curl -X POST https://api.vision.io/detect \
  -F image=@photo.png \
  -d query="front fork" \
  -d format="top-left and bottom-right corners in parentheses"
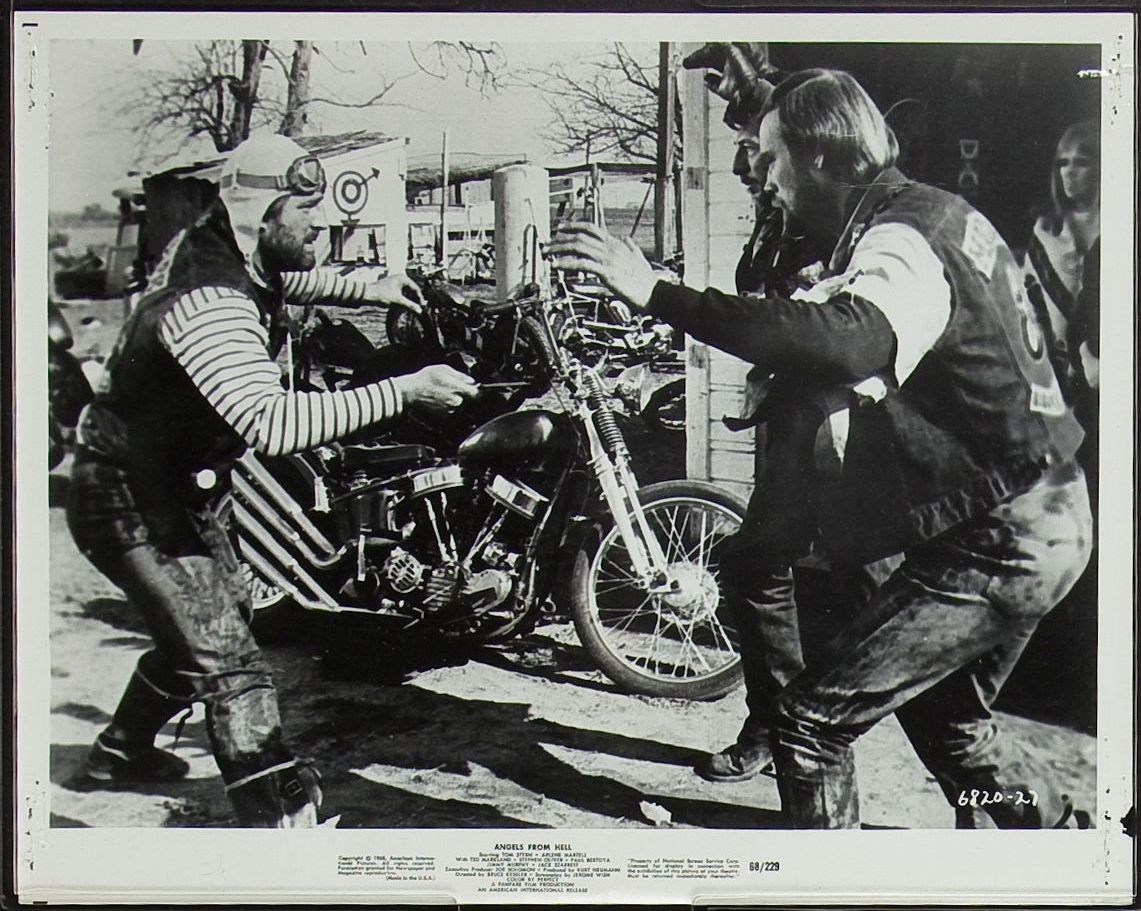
top-left (579, 402), bottom-right (673, 592)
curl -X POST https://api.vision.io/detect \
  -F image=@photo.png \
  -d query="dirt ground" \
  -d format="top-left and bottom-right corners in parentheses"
top-left (43, 297), bottom-right (1097, 831)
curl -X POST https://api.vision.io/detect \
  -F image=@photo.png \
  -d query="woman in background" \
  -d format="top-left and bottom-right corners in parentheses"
top-left (1022, 120), bottom-right (1100, 406)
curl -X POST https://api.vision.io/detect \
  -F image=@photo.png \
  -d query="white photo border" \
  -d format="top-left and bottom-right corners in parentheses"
top-left (12, 9), bottom-right (1136, 905)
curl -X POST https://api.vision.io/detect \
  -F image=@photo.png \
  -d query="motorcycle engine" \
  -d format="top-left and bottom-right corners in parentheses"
top-left (348, 467), bottom-right (544, 624)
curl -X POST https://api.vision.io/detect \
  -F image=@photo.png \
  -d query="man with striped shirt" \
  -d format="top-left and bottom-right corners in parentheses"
top-left (67, 133), bottom-right (476, 827)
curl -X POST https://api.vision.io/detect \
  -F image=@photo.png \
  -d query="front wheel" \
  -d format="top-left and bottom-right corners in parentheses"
top-left (569, 480), bottom-right (747, 700)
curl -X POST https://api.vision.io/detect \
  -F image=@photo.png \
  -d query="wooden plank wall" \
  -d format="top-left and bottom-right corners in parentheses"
top-left (680, 49), bottom-right (759, 501)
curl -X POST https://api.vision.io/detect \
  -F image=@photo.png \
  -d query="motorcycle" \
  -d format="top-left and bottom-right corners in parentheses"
top-left (555, 278), bottom-right (686, 433)
top-left (211, 284), bottom-right (747, 699)
top-left (48, 300), bottom-right (94, 469)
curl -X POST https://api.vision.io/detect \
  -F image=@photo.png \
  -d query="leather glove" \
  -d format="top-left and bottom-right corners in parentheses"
top-left (682, 42), bottom-right (783, 128)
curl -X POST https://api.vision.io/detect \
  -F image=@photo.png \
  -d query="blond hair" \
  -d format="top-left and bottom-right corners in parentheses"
top-left (1046, 120), bottom-right (1100, 235)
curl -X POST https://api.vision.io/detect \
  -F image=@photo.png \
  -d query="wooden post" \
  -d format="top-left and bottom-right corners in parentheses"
top-left (654, 41), bottom-right (676, 262)
top-left (680, 46), bottom-right (710, 482)
top-left (590, 164), bottom-right (602, 228)
top-left (439, 129), bottom-right (449, 269)
top-left (493, 165), bottom-right (550, 302)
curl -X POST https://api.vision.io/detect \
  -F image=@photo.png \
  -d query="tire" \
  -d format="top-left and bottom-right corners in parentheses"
top-left (642, 377), bottom-right (686, 432)
top-left (385, 306), bottom-right (433, 348)
top-left (570, 480), bottom-right (747, 700)
top-left (493, 314), bottom-right (555, 394)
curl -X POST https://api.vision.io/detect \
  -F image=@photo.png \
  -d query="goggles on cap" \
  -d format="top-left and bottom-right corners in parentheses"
top-left (221, 154), bottom-right (327, 196)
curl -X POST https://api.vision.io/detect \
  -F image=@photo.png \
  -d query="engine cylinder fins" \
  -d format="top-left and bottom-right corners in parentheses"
top-left (408, 464), bottom-right (465, 498)
top-left (487, 474), bottom-right (548, 519)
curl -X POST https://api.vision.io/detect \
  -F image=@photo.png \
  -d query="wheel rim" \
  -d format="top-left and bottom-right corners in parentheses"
top-left (241, 563), bottom-right (289, 612)
top-left (586, 496), bottom-right (742, 686)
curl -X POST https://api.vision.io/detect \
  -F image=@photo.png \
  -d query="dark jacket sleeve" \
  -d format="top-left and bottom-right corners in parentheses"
top-left (1070, 237), bottom-right (1099, 358)
top-left (648, 280), bottom-right (896, 383)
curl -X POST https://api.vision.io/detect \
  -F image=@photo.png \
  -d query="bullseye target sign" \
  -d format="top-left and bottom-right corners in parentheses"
top-left (332, 169), bottom-right (372, 217)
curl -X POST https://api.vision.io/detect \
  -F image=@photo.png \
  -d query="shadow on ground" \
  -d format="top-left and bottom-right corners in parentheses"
top-left (289, 681), bottom-right (784, 830)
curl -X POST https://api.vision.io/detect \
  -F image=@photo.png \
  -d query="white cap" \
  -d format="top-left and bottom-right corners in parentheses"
top-left (219, 132), bottom-right (314, 267)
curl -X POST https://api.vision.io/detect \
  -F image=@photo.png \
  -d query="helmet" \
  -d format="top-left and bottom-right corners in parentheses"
top-left (219, 132), bottom-right (326, 265)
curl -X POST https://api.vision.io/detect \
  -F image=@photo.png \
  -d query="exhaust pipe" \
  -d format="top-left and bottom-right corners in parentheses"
top-left (236, 452), bottom-right (339, 557)
top-left (233, 501), bottom-right (342, 610)
top-left (232, 473), bottom-right (343, 569)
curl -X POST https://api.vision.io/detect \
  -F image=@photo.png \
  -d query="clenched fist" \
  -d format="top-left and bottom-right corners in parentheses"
top-left (394, 364), bottom-right (479, 412)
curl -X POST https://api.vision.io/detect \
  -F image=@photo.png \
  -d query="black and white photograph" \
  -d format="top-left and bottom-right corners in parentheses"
top-left (10, 9), bottom-right (1136, 905)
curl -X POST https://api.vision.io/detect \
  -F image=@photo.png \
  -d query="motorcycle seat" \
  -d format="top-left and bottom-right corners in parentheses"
top-left (340, 443), bottom-right (435, 472)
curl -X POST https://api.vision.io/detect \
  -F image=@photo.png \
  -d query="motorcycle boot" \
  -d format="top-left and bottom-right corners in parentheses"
top-left (226, 759), bottom-right (324, 828)
top-left (697, 737), bottom-right (773, 782)
top-left (771, 716), bottom-right (861, 828)
top-left (697, 572), bottom-right (801, 783)
top-left (86, 654), bottom-right (195, 783)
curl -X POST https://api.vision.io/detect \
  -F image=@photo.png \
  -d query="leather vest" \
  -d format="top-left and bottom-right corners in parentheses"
top-left (817, 170), bottom-right (1084, 563)
top-left (78, 202), bottom-right (281, 508)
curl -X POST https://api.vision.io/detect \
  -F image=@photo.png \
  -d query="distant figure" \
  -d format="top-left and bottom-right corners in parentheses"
top-left (1021, 120), bottom-right (1100, 406)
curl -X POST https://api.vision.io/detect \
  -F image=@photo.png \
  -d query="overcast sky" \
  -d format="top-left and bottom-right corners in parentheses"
top-left (48, 39), bottom-right (634, 213)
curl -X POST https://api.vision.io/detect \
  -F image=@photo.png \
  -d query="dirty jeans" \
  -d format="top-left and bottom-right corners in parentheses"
top-left (727, 569), bottom-right (804, 744)
top-left (722, 393), bottom-right (885, 746)
top-left (67, 452), bottom-right (294, 785)
top-left (728, 564), bottom-right (887, 746)
top-left (719, 398), bottom-right (822, 746)
top-left (770, 464), bottom-right (1093, 828)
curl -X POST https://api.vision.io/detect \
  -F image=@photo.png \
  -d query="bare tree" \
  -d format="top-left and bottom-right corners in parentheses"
top-left (409, 41), bottom-right (508, 94)
top-left (279, 41), bottom-right (313, 138)
top-left (523, 43), bottom-right (680, 164)
top-left (130, 40), bottom-right (275, 153)
top-left (128, 39), bottom-right (506, 156)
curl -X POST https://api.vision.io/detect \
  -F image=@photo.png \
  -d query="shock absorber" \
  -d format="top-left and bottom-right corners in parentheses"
top-left (581, 369), bottom-right (628, 460)
top-left (578, 366), bottom-right (670, 588)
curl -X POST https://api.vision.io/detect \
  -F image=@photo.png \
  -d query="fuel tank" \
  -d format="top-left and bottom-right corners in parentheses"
top-left (458, 409), bottom-right (577, 470)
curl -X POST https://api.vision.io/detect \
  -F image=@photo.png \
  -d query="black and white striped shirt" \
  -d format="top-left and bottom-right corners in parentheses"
top-left (158, 277), bottom-right (401, 457)
top-left (280, 269), bottom-right (370, 306)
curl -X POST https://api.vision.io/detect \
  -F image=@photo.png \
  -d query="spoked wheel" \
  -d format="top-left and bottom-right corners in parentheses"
top-left (570, 480), bottom-right (747, 700)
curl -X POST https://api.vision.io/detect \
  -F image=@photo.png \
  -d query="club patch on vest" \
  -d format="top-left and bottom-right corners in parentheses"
top-left (960, 211), bottom-right (999, 278)
top-left (1030, 381), bottom-right (1067, 416)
